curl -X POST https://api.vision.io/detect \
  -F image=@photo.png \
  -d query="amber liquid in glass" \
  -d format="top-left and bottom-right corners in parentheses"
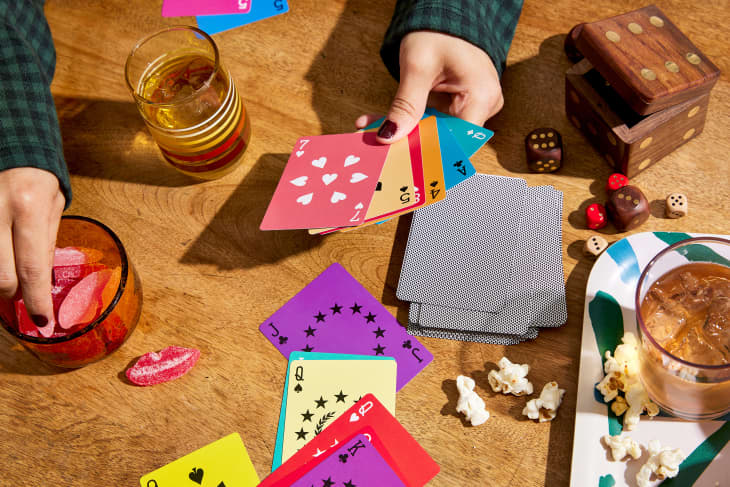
top-left (137, 54), bottom-right (250, 177)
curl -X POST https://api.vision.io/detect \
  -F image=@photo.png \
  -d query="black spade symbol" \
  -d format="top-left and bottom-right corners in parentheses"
top-left (189, 468), bottom-right (204, 484)
top-left (429, 180), bottom-right (438, 187)
top-left (399, 186), bottom-right (408, 192)
top-left (294, 383), bottom-right (303, 393)
top-left (375, 182), bottom-right (383, 191)
top-left (454, 161), bottom-right (463, 167)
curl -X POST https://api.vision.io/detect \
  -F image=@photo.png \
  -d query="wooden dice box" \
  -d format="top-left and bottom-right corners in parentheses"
top-left (565, 5), bottom-right (720, 177)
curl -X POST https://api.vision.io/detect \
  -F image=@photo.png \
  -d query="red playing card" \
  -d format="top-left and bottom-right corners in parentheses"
top-left (260, 132), bottom-right (390, 230)
top-left (259, 394), bottom-right (439, 487)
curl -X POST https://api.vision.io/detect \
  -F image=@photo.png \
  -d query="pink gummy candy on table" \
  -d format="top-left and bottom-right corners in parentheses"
top-left (57, 269), bottom-right (114, 330)
top-left (125, 346), bottom-right (201, 386)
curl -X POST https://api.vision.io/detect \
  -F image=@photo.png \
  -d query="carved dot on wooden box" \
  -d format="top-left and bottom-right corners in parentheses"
top-left (564, 5), bottom-right (720, 177)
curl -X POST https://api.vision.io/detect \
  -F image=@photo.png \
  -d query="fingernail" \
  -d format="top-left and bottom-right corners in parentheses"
top-left (31, 315), bottom-right (49, 328)
top-left (377, 120), bottom-right (397, 139)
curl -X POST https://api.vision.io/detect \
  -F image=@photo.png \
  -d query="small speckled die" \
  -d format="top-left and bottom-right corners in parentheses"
top-left (583, 235), bottom-right (609, 257)
top-left (665, 193), bottom-right (688, 218)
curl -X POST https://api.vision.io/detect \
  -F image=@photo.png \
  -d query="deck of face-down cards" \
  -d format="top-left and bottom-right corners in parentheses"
top-left (260, 109), bottom-right (493, 233)
top-left (259, 394), bottom-right (439, 487)
top-left (398, 174), bottom-right (567, 344)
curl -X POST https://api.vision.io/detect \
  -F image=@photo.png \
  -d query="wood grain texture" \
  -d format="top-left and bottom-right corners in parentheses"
top-left (0, 1), bottom-right (728, 486)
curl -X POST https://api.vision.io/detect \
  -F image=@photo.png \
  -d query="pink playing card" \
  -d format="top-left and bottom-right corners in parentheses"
top-left (162, 0), bottom-right (252, 17)
top-left (260, 133), bottom-right (390, 231)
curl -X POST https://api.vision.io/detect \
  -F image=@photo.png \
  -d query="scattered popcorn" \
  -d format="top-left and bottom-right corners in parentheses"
top-left (602, 434), bottom-right (642, 461)
top-left (595, 332), bottom-right (659, 430)
top-left (455, 375), bottom-right (490, 426)
top-left (523, 381), bottom-right (565, 422)
top-left (636, 439), bottom-right (685, 487)
top-left (488, 357), bottom-right (533, 396)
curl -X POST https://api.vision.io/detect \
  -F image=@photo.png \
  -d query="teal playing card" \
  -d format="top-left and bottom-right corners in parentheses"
top-left (273, 352), bottom-right (395, 471)
top-left (424, 108), bottom-right (493, 157)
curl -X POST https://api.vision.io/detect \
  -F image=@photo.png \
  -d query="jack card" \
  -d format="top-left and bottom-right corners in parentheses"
top-left (139, 433), bottom-right (259, 487)
top-left (260, 132), bottom-right (389, 230)
top-left (259, 263), bottom-right (433, 390)
top-left (280, 357), bottom-right (397, 464)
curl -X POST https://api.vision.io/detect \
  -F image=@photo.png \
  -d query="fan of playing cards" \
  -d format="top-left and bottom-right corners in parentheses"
top-left (260, 109), bottom-right (493, 232)
top-left (401, 174), bottom-right (568, 344)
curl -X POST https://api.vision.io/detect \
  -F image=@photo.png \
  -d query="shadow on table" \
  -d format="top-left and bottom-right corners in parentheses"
top-left (0, 336), bottom-right (73, 376)
top-left (489, 34), bottom-right (614, 184)
top-left (56, 96), bottom-right (200, 187)
top-left (179, 153), bottom-right (324, 270)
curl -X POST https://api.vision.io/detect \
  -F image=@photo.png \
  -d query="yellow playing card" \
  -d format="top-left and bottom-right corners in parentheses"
top-left (281, 358), bottom-right (397, 463)
top-left (416, 116), bottom-right (446, 206)
top-left (140, 433), bottom-right (259, 487)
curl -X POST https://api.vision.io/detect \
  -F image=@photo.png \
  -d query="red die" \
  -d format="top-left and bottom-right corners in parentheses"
top-left (586, 203), bottom-right (608, 229)
top-left (606, 173), bottom-right (629, 194)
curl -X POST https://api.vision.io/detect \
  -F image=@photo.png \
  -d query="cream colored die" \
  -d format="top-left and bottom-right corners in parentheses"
top-left (665, 193), bottom-right (688, 218)
top-left (583, 235), bottom-right (609, 257)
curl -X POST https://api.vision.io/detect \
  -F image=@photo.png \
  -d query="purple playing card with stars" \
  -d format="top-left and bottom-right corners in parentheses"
top-left (288, 433), bottom-right (406, 487)
top-left (259, 263), bottom-right (433, 390)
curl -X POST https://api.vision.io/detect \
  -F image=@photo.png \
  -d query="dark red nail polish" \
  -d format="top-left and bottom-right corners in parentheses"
top-left (377, 120), bottom-right (397, 139)
top-left (31, 315), bottom-right (49, 328)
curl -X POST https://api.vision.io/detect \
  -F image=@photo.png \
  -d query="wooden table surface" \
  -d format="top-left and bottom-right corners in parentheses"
top-left (1, 0), bottom-right (728, 485)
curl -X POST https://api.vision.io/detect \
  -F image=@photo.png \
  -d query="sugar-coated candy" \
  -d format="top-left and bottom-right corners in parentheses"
top-left (126, 346), bottom-right (201, 386)
top-left (585, 203), bottom-right (608, 229)
top-left (58, 269), bottom-right (114, 330)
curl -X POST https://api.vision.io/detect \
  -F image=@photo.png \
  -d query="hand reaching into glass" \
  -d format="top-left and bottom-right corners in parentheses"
top-left (356, 31), bottom-right (504, 143)
top-left (0, 167), bottom-right (65, 333)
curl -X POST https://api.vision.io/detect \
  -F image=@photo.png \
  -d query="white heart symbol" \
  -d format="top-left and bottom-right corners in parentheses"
top-left (355, 202), bottom-right (363, 210)
top-left (349, 413), bottom-right (360, 422)
top-left (344, 155), bottom-right (360, 167)
top-left (350, 172), bottom-right (367, 183)
top-left (296, 150), bottom-right (304, 157)
top-left (330, 191), bottom-right (347, 203)
top-left (322, 173), bottom-right (338, 186)
top-left (296, 193), bottom-right (314, 205)
top-left (290, 176), bottom-right (308, 187)
top-left (312, 157), bottom-right (327, 169)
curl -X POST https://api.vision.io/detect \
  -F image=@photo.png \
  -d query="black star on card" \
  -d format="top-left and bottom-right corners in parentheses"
top-left (301, 409), bottom-right (314, 422)
top-left (350, 303), bottom-right (362, 314)
top-left (278, 336), bottom-right (288, 345)
top-left (364, 312), bottom-right (376, 323)
top-left (322, 478), bottom-right (334, 487)
top-left (304, 326), bottom-right (316, 337)
top-left (344, 481), bottom-right (356, 487)
top-left (334, 390), bottom-right (348, 403)
top-left (330, 303), bottom-right (342, 315)
top-left (339, 453), bottom-right (349, 463)
top-left (295, 428), bottom-right (308, 440)
top-left (373, 344), bottom-right (386, 356)
top-left (315, 396), bottom-right (328, 408)
top-left (302, 344), bottom-right (314, 352)
top-left (314, 312), bottom-right (326, 323)
top-left (373, 327), bottom-right (385, 338)
top-left (402, 340), bottom-right (412, 349)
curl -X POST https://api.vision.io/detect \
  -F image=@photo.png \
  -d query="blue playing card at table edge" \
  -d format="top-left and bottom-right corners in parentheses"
top-left (196, 0), bottom-right (289, 35)
top-left (272, 352), bottom-right (394, 471)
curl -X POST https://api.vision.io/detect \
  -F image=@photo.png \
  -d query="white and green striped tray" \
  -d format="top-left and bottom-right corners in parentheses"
top-left (570, 232), bottom-right (729, 487)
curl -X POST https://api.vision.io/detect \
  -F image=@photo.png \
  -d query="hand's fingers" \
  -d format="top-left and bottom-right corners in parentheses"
top-left (355, 114), bottom-right (383, 130)
top-left (13, 212), bottom-right (55, 332)
top-left (0, 224), bottom-right (18, 299)
top-left (377, 61), bottom-right (436, 144)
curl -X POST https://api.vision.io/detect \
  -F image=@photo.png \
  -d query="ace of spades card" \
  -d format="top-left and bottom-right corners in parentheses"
top-left (259, 263), bottom-right (434, 391)
top-left (260, 132), bottom-right (390, 230)
top-left (281, 358), bottom-right (397, 464)
top-left (139, 433), bottom-right (259, 487)
top-left (288, 434), bottom-right (406, 487)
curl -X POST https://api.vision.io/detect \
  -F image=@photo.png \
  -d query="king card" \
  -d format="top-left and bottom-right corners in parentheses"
top-left (260, 133), bottom-right (390, 230)
top-left (259, 263), bottom-right (433, 390)
top-left (280, 357), bottom-right (397, 463)
top-left (139, 433), bottom-right (259, 487)
top-left (289, 434), bottom-right (406, 486)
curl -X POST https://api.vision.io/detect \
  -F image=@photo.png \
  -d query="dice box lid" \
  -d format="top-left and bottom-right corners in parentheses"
top-left (575, 4), bottom-right (720, 116)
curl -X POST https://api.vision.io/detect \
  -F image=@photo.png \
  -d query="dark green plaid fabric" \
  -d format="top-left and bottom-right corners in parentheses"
top-left (381, 0), bottom-right (523, 80)
top-left (0, 0), bottom-right (70, 206)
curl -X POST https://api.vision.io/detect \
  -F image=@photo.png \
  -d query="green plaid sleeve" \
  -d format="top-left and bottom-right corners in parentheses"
top-left (381, 0), bottom-right (523, 80)
top-left (0, 0), bottom-right (71, 206)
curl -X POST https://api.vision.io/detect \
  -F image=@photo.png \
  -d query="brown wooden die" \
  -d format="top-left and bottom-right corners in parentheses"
top-left (606, 184), bottom-right (650, 231)
top-left (566, 59), bottom-right (710, 177)
top-left (525, 128), bottom-right (562, 173)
